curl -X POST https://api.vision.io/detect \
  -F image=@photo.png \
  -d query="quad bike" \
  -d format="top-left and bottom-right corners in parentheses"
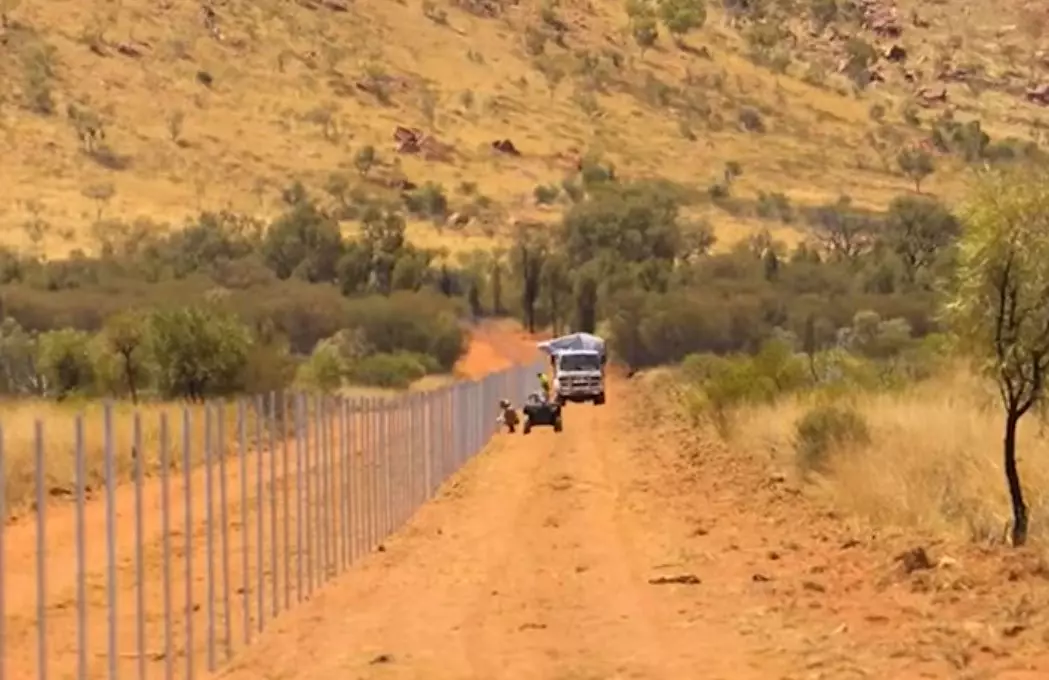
top-left (521, 392), bottom-right (563, 434)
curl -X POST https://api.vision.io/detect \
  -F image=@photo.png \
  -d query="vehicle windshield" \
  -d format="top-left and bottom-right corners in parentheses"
top-left (558, 353), bottom-right (601, 372)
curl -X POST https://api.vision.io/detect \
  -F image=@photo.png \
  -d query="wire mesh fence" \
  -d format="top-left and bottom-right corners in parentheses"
top-left (0, 360), bottom-right (542, 680)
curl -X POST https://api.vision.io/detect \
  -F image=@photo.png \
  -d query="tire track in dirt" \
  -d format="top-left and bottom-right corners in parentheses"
top-left (209, 374), bottom-right (1049, 680)
top-left (208, 381), bottom-right (784, 680)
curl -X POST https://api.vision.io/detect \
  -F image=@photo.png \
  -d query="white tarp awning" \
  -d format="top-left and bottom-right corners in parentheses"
top-left (537, 332), bottom-right (606, 356)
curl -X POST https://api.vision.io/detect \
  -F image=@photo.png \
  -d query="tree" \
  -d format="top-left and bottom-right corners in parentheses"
top-left (946, 168), bottom-right (1049, 546)
top-left (573, 265), bottom-right (600, 333)
top-left (883, 195), bottom-right (960, 285)
top-left (625, 0), bottom-right (659, 53)
top-left (810, 196), bottom-right (875, 261)
top-left (511, 224), bottom-right (548, 333)
top-left (540, 252), bottom-right (570, 335)
top-left (263, 197), bottom-right (344, 282)
top-left (897, 147), bottom-right (935, 193)
top-left (658, 0), bottom-right (706, 43)
top-left (37, 328), bottom-right (96, 399)
top-left (147, 305), bottom-right (254, 400)
top-left (101, 311), bottom-right (148, 403)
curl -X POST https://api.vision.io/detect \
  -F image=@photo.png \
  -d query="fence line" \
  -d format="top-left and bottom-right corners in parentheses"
top-left (0, 360), bottom-right (541, 680)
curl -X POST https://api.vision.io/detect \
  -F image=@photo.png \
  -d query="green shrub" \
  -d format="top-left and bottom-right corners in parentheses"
top-left (793, 402), bottom-right (870, 474)
top-left (37, 328), bottom-right (96, 398)
top-left (295, 341), bottom-right (345, 392)
top-left (344, 291), bottom-right (466, 371)
top-left (345, 351), bottom-right (433, 388)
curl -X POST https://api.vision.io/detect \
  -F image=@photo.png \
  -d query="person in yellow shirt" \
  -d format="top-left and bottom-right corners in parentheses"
top-left (537, 371), bottom-right (551, 401)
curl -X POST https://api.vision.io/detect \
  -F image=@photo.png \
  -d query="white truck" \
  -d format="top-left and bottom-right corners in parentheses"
top-left (537, 332), bottom-right (607, 406)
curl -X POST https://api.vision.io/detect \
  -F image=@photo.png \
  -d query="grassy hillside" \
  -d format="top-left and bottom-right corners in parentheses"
top-left (4, 0), bottom-right (1048, 258)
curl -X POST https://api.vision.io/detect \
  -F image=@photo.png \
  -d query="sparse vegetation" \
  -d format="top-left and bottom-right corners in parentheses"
top-left (4, 0), bottom-right (1049, 565)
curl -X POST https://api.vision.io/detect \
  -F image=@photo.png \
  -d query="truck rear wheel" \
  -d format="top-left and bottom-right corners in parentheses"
top-left (594, 393), bottom-right (605, 406)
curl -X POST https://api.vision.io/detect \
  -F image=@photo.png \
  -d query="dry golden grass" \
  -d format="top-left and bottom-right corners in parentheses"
top-left (0, 377), bottom-right (462, 517)
top-left (730, 368), bottom-right (1049, 544)
top-left (4, 0), bottom-right (1048, 258)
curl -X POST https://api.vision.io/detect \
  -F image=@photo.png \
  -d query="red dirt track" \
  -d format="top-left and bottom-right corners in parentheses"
top-left (210, 379), bottom-right (1049, 680)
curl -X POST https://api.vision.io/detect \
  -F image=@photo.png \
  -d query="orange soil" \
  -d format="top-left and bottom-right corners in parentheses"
top-left (208, 378), bottom-right (1049, 680)
top-left (2, 321), bottom-right (539, 680)
top-left (453, 319), bottom-right (545, 379)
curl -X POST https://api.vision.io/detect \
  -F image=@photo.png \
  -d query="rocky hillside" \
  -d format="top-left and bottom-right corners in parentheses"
top-left (1, 0), bottom-right (1047, 257)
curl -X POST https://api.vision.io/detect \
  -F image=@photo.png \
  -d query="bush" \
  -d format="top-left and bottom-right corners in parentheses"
top-left (345, 351), bottom-right (434, 388)
top-left (793, 402), bottom-right (870, 474)
top-left (680, 339), bottom-right (810, 433)
top-left (295, 340), bottom-right (345, 392)
top-left (37, 328), bottom-right (96, 398)
top-left (344, 291), bottom-right (467, 371)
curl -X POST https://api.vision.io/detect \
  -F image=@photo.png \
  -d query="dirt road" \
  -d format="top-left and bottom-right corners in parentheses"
top-left (211, 378), bottom-right (1049, 680)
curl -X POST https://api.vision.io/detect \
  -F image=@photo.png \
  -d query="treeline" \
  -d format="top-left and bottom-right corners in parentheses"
top-left (0, 161), bottom-right (961, 400)
top-left (500, 163), bottom-right (957, 368)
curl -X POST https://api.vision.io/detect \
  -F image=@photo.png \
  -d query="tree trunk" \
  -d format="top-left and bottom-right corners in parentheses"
top-left (1004, 411), bottom-right (1029, 546)
top-left (121, 352), bottom-right (138, 404)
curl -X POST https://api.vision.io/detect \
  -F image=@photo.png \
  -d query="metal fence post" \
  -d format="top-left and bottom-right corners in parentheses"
top-left (217, 404), bottom-right (231, 661)
top-left (268, 392), bottom-right (278, 620)
top-left (238, 399), bottom-right (251, 644)
top-left (282, 393), bottom-right (291, 613)
top-left (205, 405), bottom-right (216, 672)
top-left (183, 407), bottom-right (194, 680)
top-left (254, 395), bottom-right (265, 631)
top-left (133, 414), bottom-right (146, 680)
top-left (160, 414), bottom-right (174, 680)
top-left (104, 404), bottom-right (117, 680)
top-left (35, 420), bottom-right (47, 680)
top-left (295, 394), bottom-right (305, 604)
top-left (75, 417), bottom-right (87, 680)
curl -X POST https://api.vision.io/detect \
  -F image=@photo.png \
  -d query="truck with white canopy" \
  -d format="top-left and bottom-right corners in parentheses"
top-left (537, 332), bottom-right (607, 406)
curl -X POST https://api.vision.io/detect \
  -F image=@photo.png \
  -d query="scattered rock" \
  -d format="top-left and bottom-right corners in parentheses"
top-left (298, 0), bottom-right (351, 10)
top-left (115, 41), bottom-right (145, 58)
top-left (859, 0), bottom-right (903, 38)
top-left (801, 580), bottom-right (826, 593)
top-left (936, 556), bottom-right (958, 569)
top-left (916, 85), bottom-right (947, 107)
top-left (895, 546), bottom-right (934, 573)
top-left (393, 126), bottom-right (454, 161)
top-left (369, 653), bottom-right (393, 664)
top-left (386, 177), bottom-right (419, 192)
top-left (752, 573), bottom-right (772, 582)
top-left (491, 138), bottom-right (520, 156)
top-left (1026, 83), bottom-right (1049, 106)
top-left (451, 0), bottom-right (510, 19)
top-left (767, 551), bottom-right (781, 561)
top-left (841, 538), bottom-right (861, 549)
top-left (1003, 624), bottom-right (1026, 638)
top-left (884, 44), bottom-right (907, 62)
top-left (648, 574), bottom-right (701, 585)
top-left (938, 64), bottom-right (971, 82)
top-left (446, 212), bottom-right (470, 228)
top-left (519, 622), bottom-right (547, 631)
